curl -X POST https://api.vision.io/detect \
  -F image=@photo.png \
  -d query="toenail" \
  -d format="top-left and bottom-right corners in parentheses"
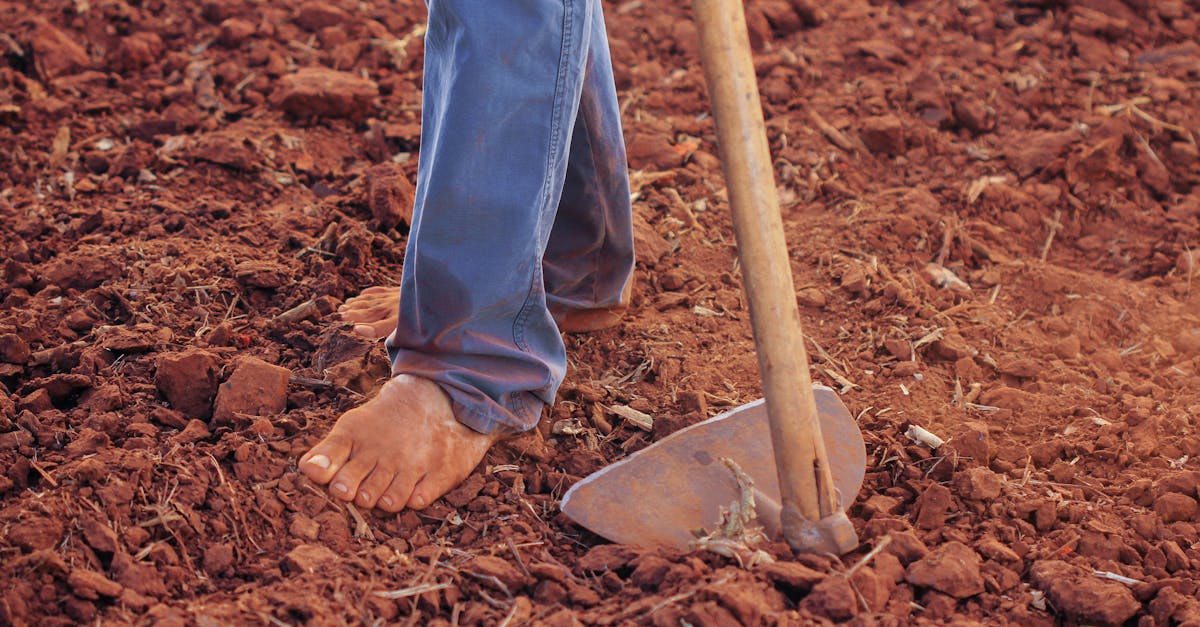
top-left (354, 324), bottom-right (373, 334)
top-left (332, 482), bottom-right (349, 494)
top-left (307, 455), bottom-right (331, 469)
top-left (380, 496), bottom-right (393, 509)
top-left (411, 495), bottom-right (426, 508)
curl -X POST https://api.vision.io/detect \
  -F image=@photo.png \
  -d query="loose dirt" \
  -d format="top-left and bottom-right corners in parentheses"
top-left (3, 0), bottom-right (1200, 624)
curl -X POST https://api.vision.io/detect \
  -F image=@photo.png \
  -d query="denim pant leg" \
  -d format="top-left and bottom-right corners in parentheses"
top-left (386, 0), bottom-right (596, 434)
top-left (544, 1), bottom-right (635, 311)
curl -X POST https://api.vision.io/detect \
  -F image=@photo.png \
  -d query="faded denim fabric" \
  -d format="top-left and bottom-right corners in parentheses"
top-left (386, 0), bottom-right (634, 434)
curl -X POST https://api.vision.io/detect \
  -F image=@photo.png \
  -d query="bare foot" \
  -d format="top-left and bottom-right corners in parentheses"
top-left (299, 374), bottom-right (499, 512)
top-left (340, 283), bottom-right (631, 340)
top-left (338, 286), bottom-right (400, 339)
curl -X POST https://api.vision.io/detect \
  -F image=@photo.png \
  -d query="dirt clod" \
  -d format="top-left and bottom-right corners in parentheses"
top-left (67, 569), bottom-right (123, 600)
top-left (282, 544), bottom-right (338, 574)
top-left (799, 575), bottom-right (857, 621)
top-left (905, 541), bottom-right (984, 599)
top-left (272, 67), bottom-right (379, 119)
top-left (1030, 560), bottom-right (1140, 626)
top-left (155, 349), bottom-right (220, 419)
top-left (213, 357), bottom-right (290, 423)
top-left (1154, 493), bottom-right (1198, 523)
top-left (953, 467), bottom-right (1003, 501)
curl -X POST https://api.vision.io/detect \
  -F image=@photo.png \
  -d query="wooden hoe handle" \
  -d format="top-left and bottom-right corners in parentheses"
top-left (692, 0), bottom-right (858, 554)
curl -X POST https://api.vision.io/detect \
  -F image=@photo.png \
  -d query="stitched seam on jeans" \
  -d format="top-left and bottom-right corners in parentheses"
top-left (577, 101), bottom-right (606, 307)
top-left (511, 0), bottom-right (575, 414)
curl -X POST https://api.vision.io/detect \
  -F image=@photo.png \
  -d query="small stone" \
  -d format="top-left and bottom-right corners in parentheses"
top-left (905, 541), bottom-right (985, 599)
top-left (80, 517), bottom-right (119, 554)
top-left (0, 334), bottom-right (30, 364)
top-left (840, 266), bottom-right (868, 295)
top-left (203, 543), bottom-right (235, 575)
top-left (212, 357), bottom-right (291, 423)
top-left (149, 407), bottom-right (190, 430)
top-left (882, 338), bottom-right (911, 361)
top-left (863, 494), bottom-right (902, 517)
top-left (884, 531), bottom-right (928, 565)
top-left (861, 114), bottom-right (906, 156)
top-left (1029, 560), bottom-right (1139, 626)
top-left (1152, 471), bottom-right (1200, 499)
top-left (443, 474), bottom-right (486, 508)
top-left (632, 213), bottom-right (671, 266)
top-left (976, 537), bottom-right (1020, 565)
top-left (931, 333), bottom-right (973, 361)
top-left (469, 555), bottom-right (532, 591)
top-left (660, 269), bottom-right (687, 291)
top-left (981, 561), bottom-right (1021, 594)
top-left (10, 516), bottom-right (63, 551)
top-left (1174, 328), bottom-right (1200, 354)
top-left (759, 560), bottom-right (825, 591)
top-left (1006, 130), bottom-right (1078, 178)
top-left (272, 67), bottom-right (379, 119)
top-left (67, 569), bottom-right (123, 599)
top-left (282, 544), bottom-right (338, 574)
top-left (1161, 540), bottom-right (1191, 573)
top-left (1052, 335), bottom-right (1081, 359)
top-left (218, 18), bottom-right (256, 47)
top-left (850, 566), bottom-right (891, 612)
top-left (294, 2), bottom-right (352, 30)
top-left (289, 515), bottom-right (321, 541)
top-left (119, 588), bottom-right (155, 612)
top-left (800, 575), bottom-right (857, 621)
top-left (155, 349), bottom-right (220, 419)
top-left (114, 32), bottom-right (163, 72)
top-left (234, 260), bottom-right (290, 289)
top-left (29, 18), bottom-right (91, 78)
top-left (65, 428), bottom-right (110, 457)
top-left (170, 419), bottom-right (211, 445)
top-left (915, 483), bottom-right (953, 530)
top-left (953, 467), bottom-right (1003, 501)
top-left (953, 95), bottom-right (991, 134)
top-left (677, 390), bottom-right (707, 415)
top-left (951, 421), bottom-right (991, 464)
top-left (796, 287), bottom-right (827, 308)
top-left (365, 162), bottom-right (415, 229)
top-left (1155, 492), bottom-right (1198, 523)
top-left (629, 555), bottom-right (671, 590)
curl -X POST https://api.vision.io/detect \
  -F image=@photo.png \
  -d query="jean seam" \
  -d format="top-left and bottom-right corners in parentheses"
top-left (576, 101), bottom-right (607, 306)
top-left (510, 0), bottom-right (576, 419)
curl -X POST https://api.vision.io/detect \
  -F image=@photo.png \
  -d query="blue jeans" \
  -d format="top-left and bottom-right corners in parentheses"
top-left (386, 0), bottom-right (634, 434)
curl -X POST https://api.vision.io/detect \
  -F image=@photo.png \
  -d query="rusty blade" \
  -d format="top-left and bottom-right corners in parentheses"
top-left (560, 386), bottom-right (865, 551)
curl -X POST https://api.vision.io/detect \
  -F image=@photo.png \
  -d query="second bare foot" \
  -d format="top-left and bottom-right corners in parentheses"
top-left (339, 286), bottom-right (400, 340)
top-left (339, 284), bottom-right (630, 340)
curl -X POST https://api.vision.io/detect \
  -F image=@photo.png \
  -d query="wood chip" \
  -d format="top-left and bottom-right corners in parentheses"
top-left (607, 404), bottom-right (654, 431)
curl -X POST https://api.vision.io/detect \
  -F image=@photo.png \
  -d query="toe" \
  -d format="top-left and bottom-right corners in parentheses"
top-left (355, 463), bottom-right (399, 510)
top-left (341, 302), bottom-right (396, 324)
top-left (369, 318), bottom-right (398, 336)
top-left (406, 471), bottom-right (467, 510)
top-left (378, 472), bottom-right (422, 513)
top-left (300, 433), bottom-right (353, 484)
top-left (328, 457), bottom-right (376, 502)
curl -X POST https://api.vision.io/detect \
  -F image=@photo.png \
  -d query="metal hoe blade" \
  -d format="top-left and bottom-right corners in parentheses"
top-left (561, 386), bottom-right (865, 551)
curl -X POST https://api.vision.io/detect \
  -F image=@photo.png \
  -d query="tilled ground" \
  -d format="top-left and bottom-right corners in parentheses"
top-left (3, 0), bottom-right (1200, 624)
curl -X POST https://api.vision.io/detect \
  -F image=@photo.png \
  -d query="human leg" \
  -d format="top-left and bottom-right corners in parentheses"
top-left (543, 0), bottom-right (635, 321)
top-left (303, 0), bottom-right (598, 511)
top-left (339, 2), bottom-right (634, 340)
